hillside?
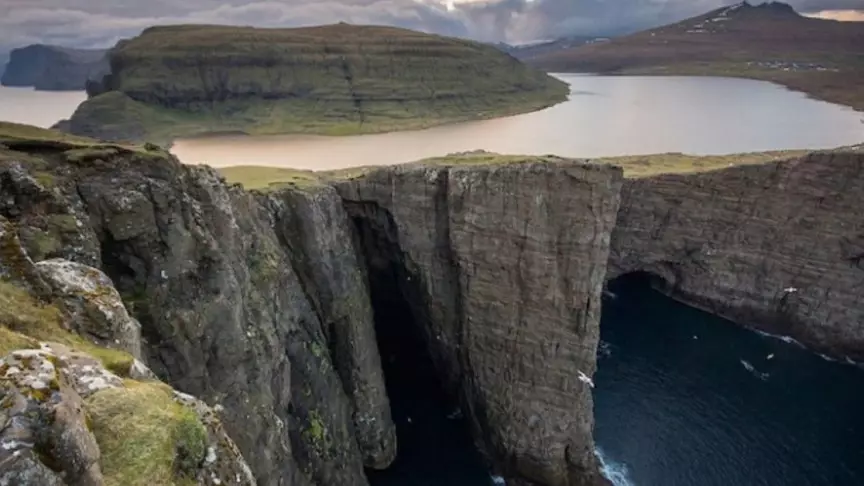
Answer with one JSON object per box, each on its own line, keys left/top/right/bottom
{"left": 63, "top": 23, "right": 569, "bottom": 145}
{"left": 523, "top": 2, "right": 864, "bottom": 110}
{"left": 1, "top": 44, "right": 108, "bottom": 91}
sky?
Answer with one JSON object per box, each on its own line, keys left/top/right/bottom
{"left": 0, "top": 0, "right": 862, "bottom": 54}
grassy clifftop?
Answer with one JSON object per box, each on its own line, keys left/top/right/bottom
{"left": 523, "top": 2, "right": 864, "bottom": 110}
{"left": 65, "top": 23, "right": 568, "bottom": 145}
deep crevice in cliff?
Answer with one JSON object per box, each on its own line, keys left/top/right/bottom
{"left": 346, "top": 202, "right": 489, "bottom": 484}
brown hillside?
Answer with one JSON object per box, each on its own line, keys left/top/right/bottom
{"left": 525, "top": 2, "right": 864, "bottom": 110}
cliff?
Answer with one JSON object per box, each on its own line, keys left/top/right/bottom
{"left": 4, "top": 118, "right": 863, "bottom": 484}
{"left": 335, "top": 158, "right": 621, "bottom": 485}
{"left": 63, "top": 24, "right": 569, "bottom": 145}
{"left": 1, "top": 45, "right": 108, "bottom": 91}
{"left": 0, "top": 123, "right": 616, "bottom": 485}
{"left": 522, "top": 1, "right": 864, "bottom": 110}
{"left": 609, "top": 147, "right": 864, "bottom": 362}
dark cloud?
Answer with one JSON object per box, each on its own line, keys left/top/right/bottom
{"left": 0, "top": 0, "right": 861, "bottom": 53}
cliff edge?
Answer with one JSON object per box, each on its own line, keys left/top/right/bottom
{"left": 1, "top": 45, "right": 108, "bottom": 91}
{"left": 609, "top": 147, "right": 864, "bottom": 361}
{"left": 0, "top": 123, "right": 614, "bottom": 485}
{"left": 62, "top": 24, "right": 568, "bottom": 145}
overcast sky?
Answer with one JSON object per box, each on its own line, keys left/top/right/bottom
{"left": 0, "top": 0, "right": 861, "bottom": 54}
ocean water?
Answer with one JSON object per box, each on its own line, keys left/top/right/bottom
{"left": 367, "top": 273, "right": 864, "bottom": 486}
{"left": 594, "top": 274, "right": 864, "bottom": 486}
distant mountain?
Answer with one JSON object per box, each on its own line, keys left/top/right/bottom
{"left": 507, "top": 36, "right": 612, "bottom": 61}
{"left": 0, "top": 54, "right": 8, "bottom": 79}
{"left": 522, "top": 1, "right": 864, "bottom": 110}
{"left": 1, "top": 45, "right": 108, "bottom": 91}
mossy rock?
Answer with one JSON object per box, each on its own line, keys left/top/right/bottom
{"left": 0, "top": 281, "right": 134, "bottom": 376}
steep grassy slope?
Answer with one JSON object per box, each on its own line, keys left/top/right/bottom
{"left": 524, "top": 2, "right": 864, "bottom": 110}
{"left": 65, "top": 24, "right": 569, "bottom": 145}
{"left": 1, "top": 44, "right": 107, "bottom": 91}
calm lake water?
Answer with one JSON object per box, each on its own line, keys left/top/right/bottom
{"left": 0, "top": 86, "right": 86, "bottom": 128}
{"left": 2, "top": 76, "right": 863, "bottom": 486}
{"left": 169, "top": 74, "right": 864, "bottom": 169}
{"left": 1, "top": 76, "right": 861, "bottom": 169}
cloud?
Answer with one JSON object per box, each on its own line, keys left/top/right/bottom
{"left": 0, "top": 0, "right": 861, "bottom": 53}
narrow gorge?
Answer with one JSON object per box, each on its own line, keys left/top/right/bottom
{"left": 0, "top": 125, "right": 861, "bottom": 485}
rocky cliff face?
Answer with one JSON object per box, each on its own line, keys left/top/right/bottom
{"left": 6, "top": 120, "right": 862, "bottom": 485}
{"left": 64, "top": 24, "right": 568, "bottom": 145}
{"left": 1, "top": 45, "right": 108, "bottom": 91}
{"left": 335, "top": 161, "right": 621, "bottom": 486}
{"left": 1, "top": 127, "right": 616, "bottom": 485}
{"left": 0, "top": 141, "right": 397, "bottom": 485}
{"left": 609, "top": 148, "right": 864, "bottom": 361}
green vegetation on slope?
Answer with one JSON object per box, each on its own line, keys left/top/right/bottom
{"left": 0, "top": 259, "right": 210, "bottom": 485}
{"left": 0, "top": 281, "right": 135, "bottom": 375}
{"left": 67, "top": 23, "right": 569, "bottom": 145}
{"left": 86, "top": 381, "right": 208, "bottom": 486}
{"left": 524, "top": 2, "right": 864, "bottom": 110}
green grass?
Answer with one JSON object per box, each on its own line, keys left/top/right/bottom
{"left": 0, "top": 120, "right": 163, "bottom": 156}
{"left": 0, "top": 281, "right": 135, "bottom": 376}
{"left": 67, "top": 23, "right": 568, "bottom": 145}
{"left": 218, "top": 150, "right": 812, "bottom": 191}
{"left": 85, "top": 380, "right": 208, "bottom": 486}
{"left": 0, "top": 121, "right": 98, "bottom": 147}
{"left": 597, "top": 150, "right": 809, "bottom": 178}
{"left": 217, "top": 166, "right": 325, "bottom": 191}
{"left": 70, "top": 90, "right": 566, "bottom": 147}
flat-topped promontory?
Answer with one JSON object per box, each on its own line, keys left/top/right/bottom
{"left": 62, "top": 23, "right": 569, "bottom": 145}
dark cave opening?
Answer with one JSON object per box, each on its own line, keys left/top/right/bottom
{"left": 348, "top": 206, "right": 490, "bottom": 486}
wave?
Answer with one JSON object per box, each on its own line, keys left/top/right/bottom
{"left": 596, "top": 447, "right": 636, "bottom": 486}
{"left": 752, "top": 329, "right": 862, "bottom": 367}
{"left": 740, "top": 359, "right": 770, "bottom": 381}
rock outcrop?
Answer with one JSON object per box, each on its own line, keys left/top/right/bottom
{"left": 609, "top": 148, "right": 864, "bottom": 361}
{"left": 1, "top": 130, "right": 397, "bottom": 485}
{"left": 335, "top": 160, "right": 622, "bottom": 486}
{"left": 1, "top": 45, "right": 108, "bottom": 91}
{"left": 0, "top": 213, "right": 254, "bottom": 485}
{"left": 63, "top": 23, "right": 568, "bottom": 145}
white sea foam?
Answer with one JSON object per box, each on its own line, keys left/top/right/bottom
{"left": 751, "top": 329, "right": 862, "bottom": 367}
{"left": 740, "top": 359, "right": 770, "bottom": 381}
{"left": 596, "top": 448, "right": 636, "bottom": 486}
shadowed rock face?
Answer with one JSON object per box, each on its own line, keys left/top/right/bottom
{"left": 336, "top": 162, "right": 622, "bottom": 486}
{"left": 1, "top": 45, "right": 107, "bottom": 91}
{"left": 609, "top": 149, "right": 864, "bottom": 361}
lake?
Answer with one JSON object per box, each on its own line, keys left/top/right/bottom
{"left": 1, "top": 75, "right": 863, "bottom": 486}
{"left": 1, "top": 75, "right": 860, "bottom": 169}
{"left": 169, "top": 74, "right": 863, "bottom": 169}
{"left": 0, "top": 86, "right": 86, "bottom": 128}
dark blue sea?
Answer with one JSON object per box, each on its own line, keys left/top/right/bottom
{"left": 368, "top": 274, "right": 864, "bottom": 486}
